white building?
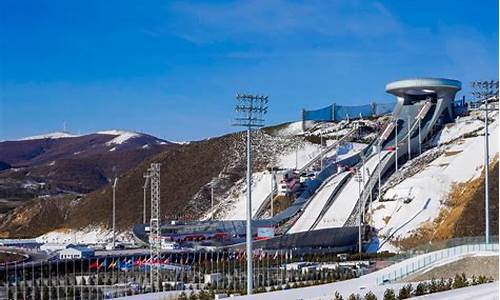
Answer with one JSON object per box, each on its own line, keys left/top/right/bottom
{"left": 40, "top": 243, "right": 71, "bottom": 253}
{"left": 58, "top": 247, "right": 95, "bottom": 260}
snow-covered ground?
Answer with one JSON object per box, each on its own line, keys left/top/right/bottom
{"left": 314, "top": 151, "right": 388, "bottom": 230}
{"left": 225, "top": 251, "right": 498, "bottom": 300}
{"left": 35, "top": 226, "right": 134, "bottom": 245}
{"left": 214, "top": 140, "right": 365, "bottom": 221}
{"left": 274, "top": 121, "right": 304, "bottom": 137}
{"left": 372, "top": 110, "right": 499, "bottom": 251}
{"left": 213, "top": 171, "right": 273, "bottom": 220}
{"left": 276, "top": 141, "right": 323, "bottom": 170}
{"left": 288, "top": 172, "right": 350, "bottom": 234}
{"left": 411, "top": 282, "right": 498, "bottom": 299}
{"left": 97, "top": 130, "right": 142, "bottom": 146}
{"left": 19, "top": 131, "right": 81, "bottom": 140}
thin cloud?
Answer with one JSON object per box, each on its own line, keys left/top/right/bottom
{"left": 168, "top": 0, "right": 403, "bottom": 43}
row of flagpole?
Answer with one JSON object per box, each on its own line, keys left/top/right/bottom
{"left": 2, "top": 248, "right": 358, "bottom": 298}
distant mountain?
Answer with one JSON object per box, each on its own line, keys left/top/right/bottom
{"left": 0, "top": 130, "right": 175, "bottom": 214}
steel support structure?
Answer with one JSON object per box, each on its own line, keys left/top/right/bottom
{"left": 149, "top": 163, "right": 161, "bottom": 291}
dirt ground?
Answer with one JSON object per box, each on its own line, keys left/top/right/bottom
{"left": 404, "top": 255, "right": 499, "bottom": 282}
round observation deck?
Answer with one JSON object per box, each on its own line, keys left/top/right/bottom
{"left": 386, "top": 78, "right": 461, "bottom": 97}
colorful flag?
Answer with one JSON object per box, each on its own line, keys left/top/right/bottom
{"left": 99, "top": 258, "right": 108, "bottom": 269}
{"left": 89, "top": 259, "right": 100, "bottom": 269}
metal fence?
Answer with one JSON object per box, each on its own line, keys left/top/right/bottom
{"left": 376, "top": 242, "right": 499, "bottom": 285}
{"left": 303, "top": 102, "right": 395, "bottom": 122}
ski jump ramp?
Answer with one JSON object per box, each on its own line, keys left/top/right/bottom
{"left": 303, "top": 78, "right": 461, "bottom": 231}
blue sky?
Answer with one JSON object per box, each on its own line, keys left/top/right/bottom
{"left": 0, "top": 0, "right": 498, "bottom": 141}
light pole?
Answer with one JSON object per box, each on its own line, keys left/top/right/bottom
{"left": 355, "top": 167, "right": 363, "bottom": 256}
{"left": 270, "top": 169, "right": 276, "bottom": 218}
{"left": 112, "top": 176, "right": 118, "bottom": 249}
{"left": 407, "top": 115, "right": 411, "bottom": 160}
{"left": 320, "top": 131, "right": 324, "bottom": 171}
{"left": 210, "top": 177, "right": 217, "bottom": 220}
{"left": 418, "top": 118, "right": 422, "bottom": 155}
{"left": 233, "top": 93, "right": 269, "bottom": 295}
{"left": 394, "top": 119, "right": 398, "bottom": 172}
{"left": 143, "top": 172, "right": 150, "bottom": 224}
{"left": 471, "top": 80, "right": 499, "bottom": 244}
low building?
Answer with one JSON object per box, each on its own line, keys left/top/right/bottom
{"left": 58, "top": 246, "right": 95, "bottom": 260}
{"left": 40, "top": 243, "right": 72, "bottom": 253}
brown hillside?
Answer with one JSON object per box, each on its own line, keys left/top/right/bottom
{"left": 397, "top": 157, "right": 499, "bottom": 249}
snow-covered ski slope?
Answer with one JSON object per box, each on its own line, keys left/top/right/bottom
{"left": 314, "top": 151, "right": 388, "bottom": 230}
{"left": 373, "top": 110, "right": 499, "bottom": 251}
{"left": 287, "top": 171, "right": 350, "bottom": 234}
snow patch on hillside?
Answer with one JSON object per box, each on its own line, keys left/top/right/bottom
{"left": 20, "top": 131, "right": 80, "bottom": 141}
{"left": 373, "top": 111, "right": 499, "bottom": 251}
{"left": 277, "top": 142, "right": 323, "bottom": 169}
{"left": 215, "top": 171, "right": 273, "bottom": 220}
{"left": 97, "top": 130, "right": 141, "bottom": 146}
{"left": 36, "top": 226, "right": 134, "bottom": 245}
{"left": 275, "top": 121, "right": 304, "bottom": 136}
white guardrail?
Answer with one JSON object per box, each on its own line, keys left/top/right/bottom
{"left": 376, "top": 242, "right": 499, "bottom": 285}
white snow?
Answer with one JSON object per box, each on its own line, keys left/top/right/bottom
{"left": 216, "top": 171, "right": 273, "bottom": 220}
{"left": 288, "top": 172, "right": 351, "bottom": 234}
{"left": 36, "top": 226, "right": 134, "bottom": 245}
{"left": 97, "top": 130, "right": 141, "bottom": 146}
{"left": 277, "top": 142, "right": 323, "bottom": 169}
{"left": 433, "top": 114, "right": 484, "bottom": 145}
{"left": 314, "top": 152, "right": 388, "bottom": 230}
{"left": 275, "top": 121, "right": 304, "bottom": 136}
{"left": 19, "top": 131, "right": 80, "bottom": 141}
{"left": 410, "top": 282, "right": 498, "bottom": 299}
{"left": 222, "top": 249, "right": 498, "bottom": 300}
{"left": 373, "top": 112, "right": 499, "bottom": 250}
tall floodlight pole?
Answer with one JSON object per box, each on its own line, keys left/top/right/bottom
{"left": 233, "top": 93, "right": 269, "bottom": 295}
{"left": 471, "top": 80, "right": 499, "bottom": 244}
{"left": 148, "top": 163, "right": 161, "bottom": 291}
{"left": 112, "top": 176, "right": 118, "bottom": 249}
{"left": 143, "top": 172, "right": 150, "bottom": 224}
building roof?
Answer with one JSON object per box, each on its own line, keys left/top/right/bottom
{"left": 386, "top": 78, "right": 462, "bottom": 96}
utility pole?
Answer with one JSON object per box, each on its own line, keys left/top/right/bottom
{"left": 377, "top": 140, "right": 381, "bottom": 200}
{"left": 418, "top": 118, "right": 422, "bottom": 155}
{"left": 270, "top": 169, "right": 275, "bottom": 218}
{"left": 233, "top": 93, "right": 269, "bottom": 295}
{"left": 394, "top": 119, "right": 398, "bottom": 172}
{"left": 407, "top": 115, "right": 411, "bottom": 160}
{"left": 320, "top": 131, "right": 324, "bottom": 171}
{"left": 471, "top": 80, "right": 499, "bottom": 244}
{"left": 355, "top": 168, "right": 363, "bottom": 256}
{"left": 210, "top": 178, "right": 216, "bottom": 220}
{"left": 295, "top": 144, "right": 298, "bottom": 170}
{"left": 112, "top": 176, "right": 118, "bottom": 249}
{"left": 143, "top": 172, "right": 150, "bottom": 224}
